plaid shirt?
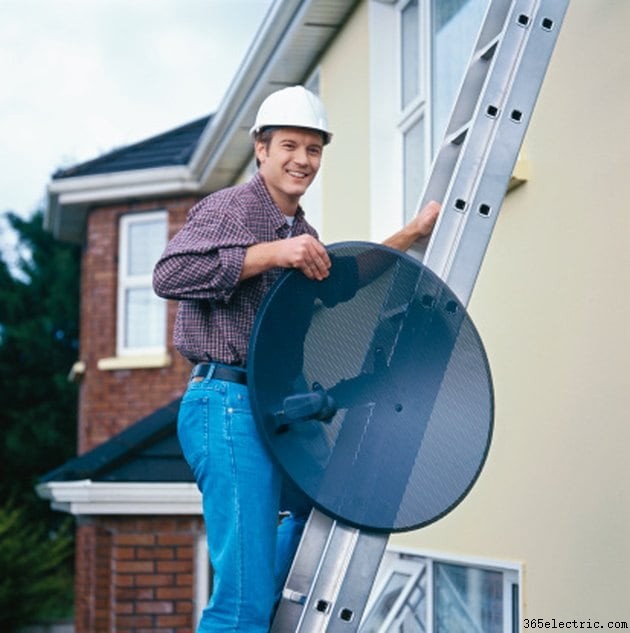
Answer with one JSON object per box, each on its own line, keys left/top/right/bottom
{"left": 153, "top": 172, "right": 318, "bottom": 365}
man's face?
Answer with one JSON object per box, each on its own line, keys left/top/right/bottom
{"left": 256, "top": 127, "right": 324, "bottom": 214}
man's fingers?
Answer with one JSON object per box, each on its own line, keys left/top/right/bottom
{"left": 289, "top": 235, "right": 330, "bottom": 280}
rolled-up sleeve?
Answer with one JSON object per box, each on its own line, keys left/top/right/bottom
{"left": 153, "top": 197, "right": 255, "bottom": 302}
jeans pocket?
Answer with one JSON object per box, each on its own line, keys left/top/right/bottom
{"left": 177, "top": 393, "right": 210, "bottom": 472}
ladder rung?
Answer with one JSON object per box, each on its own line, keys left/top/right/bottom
{"left": 478, "top": 36, "right": 500, "bottom": 62}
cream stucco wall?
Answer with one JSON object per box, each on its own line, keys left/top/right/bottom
{"left": 320, "top": 0, "right": 630, "bottom": 624}
{"left": 318, "top": 1, "right": 371, "bottom": 244}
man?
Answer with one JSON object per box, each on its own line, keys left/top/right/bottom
{"left": 153, "top": 85, "right": 439, "bottom": 632}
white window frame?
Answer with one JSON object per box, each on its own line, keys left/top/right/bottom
{"left": 116, "top": 210, "right": 167, "bottom": 357}
{"left": 361, "top": 546, "right": 521, "bottom": 633}
{"left": 369, "top": 0, "right": 488, "bottom": 238}
{"left": 398, "top": 0, "right": 433, "bottom": 224}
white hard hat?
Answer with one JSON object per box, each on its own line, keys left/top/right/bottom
{"left": 250, "top": 85, "right": 332, "bottom": 144}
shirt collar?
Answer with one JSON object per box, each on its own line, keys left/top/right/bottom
{"left": 252, "top": 171, "right": 306, "bottom": 233}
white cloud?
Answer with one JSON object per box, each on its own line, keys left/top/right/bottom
{"left": 0, "top": 0, "right": 272, "bottom": 219}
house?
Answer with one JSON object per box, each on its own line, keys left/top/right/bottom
{"left": 39, "top": 1, "right": 630, "bottom": 632}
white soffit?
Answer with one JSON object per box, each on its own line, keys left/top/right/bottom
{"left": 192, "top": 0, "right": 361, "bottom": 191}
{"left": 45, "top": 0, "right": 359, "bottom": 241}
{"left": 36, "top": 480, "right": 202, "bottom": 516}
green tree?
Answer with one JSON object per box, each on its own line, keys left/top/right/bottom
{"left": 0, "top": 209, "right": 80, "bottom": 626}
{"left": 0, "top": 501, "right": 74, "bottom": 632}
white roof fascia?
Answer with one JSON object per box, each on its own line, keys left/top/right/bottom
{"left": 47, "top": 165, "right": 200, "bottom": 206}
{"left": 189, "top": 0, "right": 313, "bottom": 186}
{"left": 36, "top": 480, "right": 202, "bottom": 516}
{"left": 190, "top": 0, "right": 362, "bottom": 192}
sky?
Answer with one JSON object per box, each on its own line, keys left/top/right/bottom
{"left": 0, "top": 0, "right": 273, "bottom": 257}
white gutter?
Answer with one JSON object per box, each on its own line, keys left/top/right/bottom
{"left": 189, "top": 0, "right": 311, "bottom": 185}
{"left": 47, "top": 165, "right": 200, "bottom": 206}
{"left": 45, "top": 0, "right": 358, "bottom": 241}
{"left": 46, "top": 165, "right": 201, "bottom": 241}
{"left": 36, "top": 480, "right": 202, "bottom": 516}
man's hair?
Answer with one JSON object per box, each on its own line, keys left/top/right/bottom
{"left": 253, "top": 126, "right": 327, "bottom": 167}
{"left": 254, "top": 127, "right": 277, "bottom": 167}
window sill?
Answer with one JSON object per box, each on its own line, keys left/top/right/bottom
{"left": 97, "top": 353, "right": 172, "bottom": 371}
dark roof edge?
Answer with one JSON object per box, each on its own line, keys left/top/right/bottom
{"left": 52, "top": 116, "right": 211, "bottom": 180}
{"left": 41, "top": 398, "right": 181, "bottom": 483}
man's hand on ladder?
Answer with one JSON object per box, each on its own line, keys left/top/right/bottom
{"left": 383, "top": 200, "right": 441, "bottom": 252}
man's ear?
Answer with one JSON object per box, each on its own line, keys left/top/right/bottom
{"left": 254, "top": 140, "right": 268, "bottom": 164}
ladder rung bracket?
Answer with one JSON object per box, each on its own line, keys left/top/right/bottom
{"left": 316, "top": 531, "right": 388, "bottom": 632}
{"left": 272, "top": 509, "right": 388, "bottom": 632}
{"left": 273, "top": 510, "right": 336, "bottom": 629}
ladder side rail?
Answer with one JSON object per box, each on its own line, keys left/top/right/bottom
{"left": 272, "top": 509, "right": 336, "bottom": 631}
{"left": 419, "top": 0, "right": 569, "bottom": 304}
{"left": 413, "top": 0, "right": 538, "bottom": 270}
{"left": 319, "top": 531, "right": 389, "bottom": 632}
{"left": 410, "top": 0, "right": 513, "bottom": 259}
{"left": 421, "top": 0, "right": 540, "bottom": 292}
{"left": 271, "top": 3, "right": 569, "bottom": 631}
{"left": 272, "top": 510, "right": 389, "bottom": 632}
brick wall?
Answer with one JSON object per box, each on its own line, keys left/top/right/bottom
{"left": 75, "top": 516, "right": 206, "bottom": 633}
{"left": 78, "top": 196, "right": 198, "bottom": 453}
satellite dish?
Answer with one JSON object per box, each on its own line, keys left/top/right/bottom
{"left": 248, "top": 242, "right": 493, "bottom": 532}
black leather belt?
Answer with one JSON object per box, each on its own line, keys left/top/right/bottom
{"left": 190, "top": 362, "right": 247, "bottom": 385}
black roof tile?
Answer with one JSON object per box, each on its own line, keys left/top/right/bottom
{"left": 40, "top": 399, "right": 193, "bottom": 483}
{"left": 53, "top": 115, "right": 211, "bottom": 179}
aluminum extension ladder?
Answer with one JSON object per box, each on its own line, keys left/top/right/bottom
{"left": 271, "top": 1, "right": 569, "bottom": 630}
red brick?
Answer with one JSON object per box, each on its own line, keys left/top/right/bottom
{"left": 157, "top": 534, "right": 194, "bottom": 546}
{"left": 115, "top": 574, "right": 136, "bottom": 587}
{"left": 176, "top": 546, "right": 193, "bottom": 559}
{"left": 136, "top": 601, "right": 174, "bottom": 614}
{"left": 175, "top": 573, "right": 193, "bottom": 587}
{"left": 115, "top": 533, "right": 156, "bottom": 546}
{"left": 114, "top": 560, "right": 155, "bottom": 573}
{"left": 157, "top": 560, "right": 193, "bottom": 573}
{"left": 176, "top": 600, "right": 193, "bottom": 613}
{"left": 115, "top": 602, "right": 134, "bottom": 614}
{"left": 73, "top": 199, "right": 203, "bottom": 632}
{"left": 115, "top": 615, "right": 154, "bottom": 628}
{"left": 157, "top": 614, "right": 189, "bottom": 627}
{"left": 135, "top": 574, "right": 174, "bottom": 587}
{"left": 116, "top": 586, "right": 154, "bottom": 601}
{"left": 156, "top": 587, "right": 191, "bottom": 600}
{"left": 137, "top": 546, "right": 175, "bottom": 560}
{"left": 114, "top": 546, "right": 136, "bottom": 560}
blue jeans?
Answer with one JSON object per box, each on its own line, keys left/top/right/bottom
{"left": 177, "top": 366, "right": 307, "bottom": 632}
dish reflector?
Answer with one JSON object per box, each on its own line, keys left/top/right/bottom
{"left": 248, "top": 242, "right": 493, "bottom": 532}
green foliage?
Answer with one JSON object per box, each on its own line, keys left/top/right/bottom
{"left": 0, "top": 501, "right": 74, "bottom": 631}
{"left": 0, "top": 210, "right": 80, "bottom": 625}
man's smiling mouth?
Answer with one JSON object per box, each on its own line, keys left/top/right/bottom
{"left": 287, "top": 170, "right": 308, "bottom": 179}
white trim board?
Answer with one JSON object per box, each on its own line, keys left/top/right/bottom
{"left": 36, "top": 480, "right": 202, "bottom": 516}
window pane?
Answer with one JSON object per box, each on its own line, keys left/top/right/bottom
{"left": 127, "top": 218, "right": 167, "bottom": 275}
{"left": 434, "top": 562, "right": 503, "bottom": 633}
{"left": 125, "top": 288, "right": 165, "bottom": 349}
{"left": 362, "top": 571, "right": 411, "bottom": 633}
{"left": 387, "top": 570, "right": 428, "bottom": 632}
{"left": 401, "top": 0, "right": 420, "bottom": 109}
{"left": 432, "top": 0, "right": 488, "bottom": 148}
{"left": 403, "top": 116, "right": 425, "bottom": 222}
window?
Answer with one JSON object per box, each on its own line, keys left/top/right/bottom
{"left": 399, "top": 0, "right": 488, "bottom": 222}
{"left": 117, "top": 211, "right": 167, "bottom": 356}
{"left": 369, "top": 0, "right": 488, "bottom": 230}
{"left": 430, "top": 0, "right": 488, "bottom": 148}
{"left": 361, "top": 548, "right": 519, "bottom": 632}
